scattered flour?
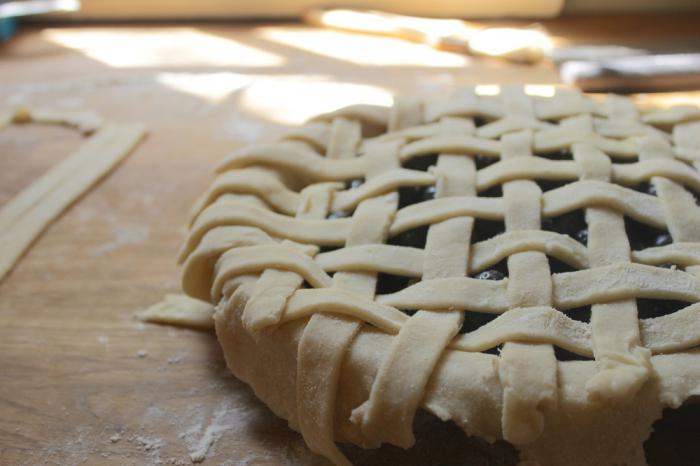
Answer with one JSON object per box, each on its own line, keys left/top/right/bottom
{"left": 128, "top": 433, "right": 166, "bottom": 465}
{"left": 184, "top": 403, "right": 232, "bottom": 462}
{"left": 167, "top": 351, "right": 188, "bottom": 365}
{"left": 97, "top": 335, "right": 109, "bottom": 345}
{"left": 137, "top": 350, "right": 149, "bottom": 358}
{"left": 90, "top": 223, "right": 150, "bottom": 256}
{"left": 109, "top": 433, "right": 121, "bottom": 443}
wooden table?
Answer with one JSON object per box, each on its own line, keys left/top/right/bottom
{"left": 1, "top": 15, "right": 699, "bottom": 465}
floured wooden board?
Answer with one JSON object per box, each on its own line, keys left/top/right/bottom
{"left": 1, "top": 19, "right": 699, "bottom": 465}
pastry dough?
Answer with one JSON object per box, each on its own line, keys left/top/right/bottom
{"left": 179, "top": 87, "right": 700, "bottom": 465}
{"left": 138, "top": 293, "right": 214, "bottom": 330}
{"left": 0, "top": 111, "right": 145, "bottom": 283}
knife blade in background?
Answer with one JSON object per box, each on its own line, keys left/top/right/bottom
{"left": 561, "top": 53, "right": 700, "bottom": 93}
{"left": 304, "top": 7, "right": 700, "bottom": 93}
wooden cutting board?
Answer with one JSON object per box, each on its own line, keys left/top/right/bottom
{"left": 0, "top": 18, "right": 698, "bottom": 465}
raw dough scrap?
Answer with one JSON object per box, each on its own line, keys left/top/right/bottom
{"left": 138, "top": 293, "right": 215, "bottom": 330}
{"left": 0, "top": 114, "right": 145, "bottom": 283}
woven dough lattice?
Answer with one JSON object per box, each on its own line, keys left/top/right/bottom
{"left": 179, "top": 87, "right": 700, "bottom": 466}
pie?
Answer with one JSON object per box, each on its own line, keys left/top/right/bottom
{"left": 177, "top": 87, "right": 700, "bottom": 466}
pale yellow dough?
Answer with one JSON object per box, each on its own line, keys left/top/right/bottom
{"left": 0, "top": 109, "right": 145, "bottom": 283}
{"left": 178, "top": 88, "right": 700, "bottom": 466}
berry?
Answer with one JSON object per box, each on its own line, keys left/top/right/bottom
{"left": 654, "top": 234, "right": 672, "bottom": 247}
{"left": 476, "top": 269, "right": 505, "bottom": 281}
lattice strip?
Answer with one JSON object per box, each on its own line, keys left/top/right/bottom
{"left": 498, "top": 128, "right": 557, "bottom": 445}
{"left": 351, "top": 118, "right": 474, "bottom": 448}
{"left": 296, "top": 137, "right": 399, "bottom": 464}
{"left": 571, "top": 135, "right": 651, "bottom": 401}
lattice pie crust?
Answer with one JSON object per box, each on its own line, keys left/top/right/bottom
{"left": 178, "top": 88, "right": 700, "bottom": 466}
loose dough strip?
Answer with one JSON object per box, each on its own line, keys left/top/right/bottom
{"left": 0, "top": 123, "right": 146, "bottom": 283}
{"left": 13, "top": 107, "right": 102, "bottom": 134}
{"left": 138, "top": 293, "right": 215, "bottom": 330}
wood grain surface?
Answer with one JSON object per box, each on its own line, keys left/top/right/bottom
{"left": 0, "top": 16, "right": 699, "bottom": 466}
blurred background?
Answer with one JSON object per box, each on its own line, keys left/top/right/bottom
{"left": 1, "top": 1, "right": 699, "bottom": 465}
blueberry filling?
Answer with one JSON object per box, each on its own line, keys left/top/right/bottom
{"left": 644, "top": 404, "right": 700, "bottom": 466}
{"left": 608, "top": 155, "right": 637, "bottom": 164}
{"left": 474, "top": 269, "right": 505, "bottom": 281}
{"left": 473, "top": 116, "right": 487, "bottom": 127}
{"left": 398, "top": 185, "right": 436, "bottom": 208}
{"left": 636, "top": 299, "right": 688, "bottom": 320}
{"left": 575, "top": 227, "right": 589, "bottom": 245}
{"left": 637, "top": 181, "right": 657, "bottom": 196}
{"left": 562, "top": 305, "right": 591, "bottom": 323}
{"left": 404, "top": 154, "right": 438, "bottom": 172}
{"left": 470, "top": 259, "right": 508, "bottom": 279}
{"left": 483, "top": 345, "right": 502, "bottom": 356}
{"left": 536, "top": 180, "right": 570, "bottom": 192}
{"left": 421, "top": 185, "right": 437, "bottom": 201}
{"left": 471, "top": 219, "right": 505, "bottom": 243}
{"left": 326, "top": 210, "right": 350, "bottom": 219}
{"left": 542, "top": 210, "right": 587, "bottom": 242}
{"left": 342, "top": 408, "right": 520, "bottom": 465}
{"left": 625, "top": 217, "right": 672, "bottom": 251}
{"left": 375, "top": 273, "right": 411, "bottom": 295}
{"left": 459, "top": 311, "right": 499, "bottom": 334}
{"left": 388, "top": 226, "right": 428, "bottom": 249}
{"left": 554, "top": 346, "right": 590, "bottom": 361}
{"left": 658, "top": 263, "right": 682, "bottom": 270}
{"left": 548, "top": 256, "right": 577, "bottom": 274}
{"left": 537, "top": 149, "right": 572, "bottom": 160}
{"left": 345, "top": 178, "right": 364, "bottom": 190}
{"left": 479, "top": 185, "right": 503, "bottom": 198}
{"left": 655, "top": 233, "right": 672, "bottom": 247}
{"left": 474, "top": 154, "right": 498, "bottom": 169}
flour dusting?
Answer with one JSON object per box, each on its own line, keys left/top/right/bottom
{"left": 90, "top": 223, "right": 149, "bottom": 256}
{"left": 179, "top": 399, "right": 244, "bottom": 463}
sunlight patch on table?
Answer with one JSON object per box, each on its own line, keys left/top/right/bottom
{"left": 155, "top": 73, "right": 251, "bottom": 102}
{"left": 239, "top": 77, "right": 393, "bottom": 125}
{"left": 258, "top": 27, "right": 468, "bottom": 67}
{"left": 43, "top": 28, "right": 284, "bottom": 68}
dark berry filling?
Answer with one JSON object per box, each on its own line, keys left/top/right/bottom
{"left": 375, "top": 273, "right": 411, "bottom": 295}
{"left": 554, "top": 346, "right": 590, "bottom": 361}
{"left": 537, "top": 149, "right": 572, "bottom": 160}
{"left": 475, "top": 269, "right": 505, "bottom": 281}
{"left": 404, "top": 154, "right": 437, "bottom": 172}
{"left": 398, "top": 185, "right": 436, "bottom": 208}
{"left": 459, "top": 311, "right": 499, "bottom": 334}
{"left": 608, "top": 155, "right": 637, "bottom": 164}
{"left": 536, "top": 180, "right": 570, "bottom": 192}
{"left": 548, "top": 256, "right": 577, "bottom": 274}
{"left": 645, "top": 404, "right": 700, "bottom": 466}
{"left": 388, "top": 226, "right": 428, "bottom": 249}
{"left": 542, "top": 210, "right": 587, "bottom": 242}
{"left": 470, "top": 259, "right": 508, "bottom": 279}
{"left": 636, "top": 181, "right": 657, "bottom": 196}
{"left": 625, "top": 217, "right": 672, "bottom": 251}
{"left": 575, "top": 227, "right": 588, "bottom": 245}
{"left": 326, "top": 210, "right": 350, "bottom": 219}
{"left": 471, "top": 219, "right": 505, "bottom": 243}
{"left": 562, "top": 305, "right": 591, "bottom": 323}
{"left": 475, "top": 154, "right": 498, "bottom": 169}
{"left": 636, "top": 299, "right": 688, "bottom": 320}
{"left": 479, "top": 185, "right": 503, "bottom": 198}
{"left": 345, "top": 178, "right": 364, "bottom": 190}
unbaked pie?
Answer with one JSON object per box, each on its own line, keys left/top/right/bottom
{"left": 178, "top": 87, "right": 700, "bottom": 466}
